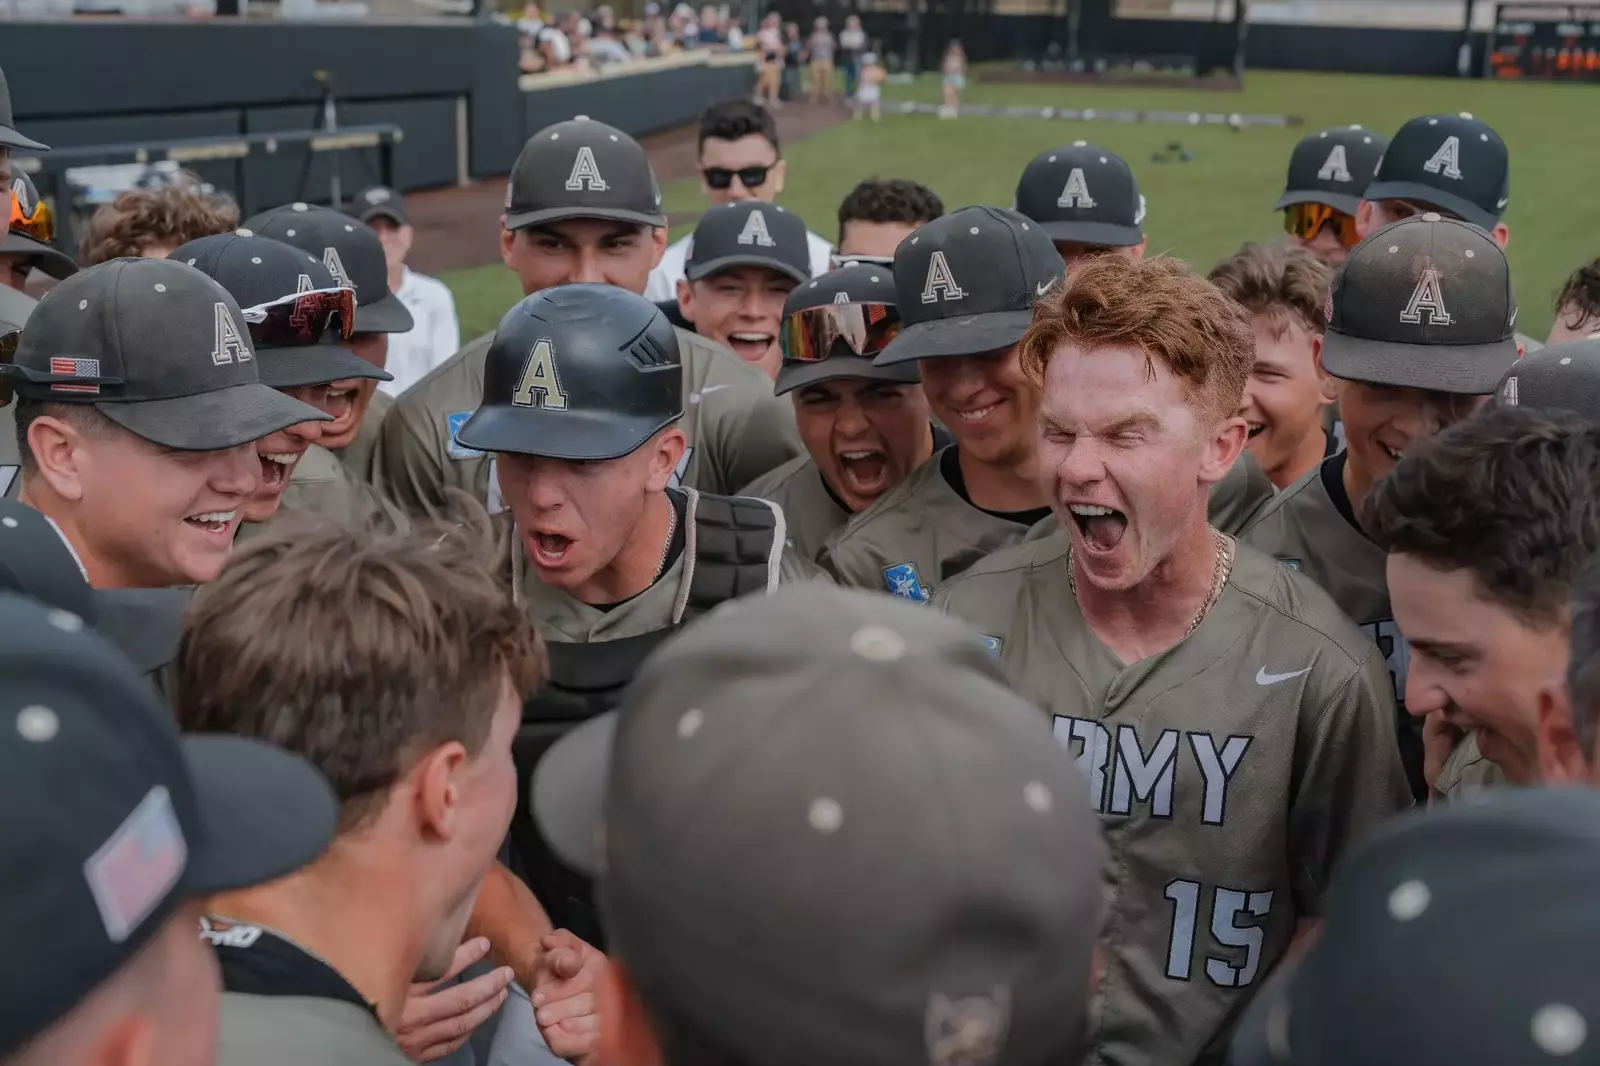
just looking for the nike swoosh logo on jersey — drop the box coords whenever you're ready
[690,384,731,404]
[1256,666,1312,686]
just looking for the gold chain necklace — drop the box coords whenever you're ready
[653,499,679,582]
[1068,527,1235,636]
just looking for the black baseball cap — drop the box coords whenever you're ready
[1014,141,1146,247]
[4,258,331,451]
[349,185,408,227]
[874,205,1064,365]
[685,201,810,285]
[1275,125,1390,216]
[1321,214,1518,394]
[1233,788,1600,1066]
[458,283,682,461]
[2,172,76,280]
[243,203,415,334]
[172,232,391,390]
[0,65,47,153]
[534,584,1106,1066]
[504,116,665,231]
[0,590,337,1056]
[775,264,916,395]
[1494,339,1600,420]
[0,500,187,673]
[1364,113,1510,231]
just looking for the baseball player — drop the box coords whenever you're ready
[935,253,1409,1066]
[378,116,800,517]
[1275,125,1388,266]
[1241,214,1521,798]
[0,62,47,335]
[1208,243,1337,488]
[1014,142,1148,268]
[453,282,816,943]
[1561,549,1600,785]
[821,206,1274,602]
[3,172,77,292]
[244,202,414,484]
[0,590,335,1066]
[171,231,398,534]
[1233,789,1600,1066]
[832,176,943,264]
[1548,256,1600,346]
[532,584,1106,1066]
[1358,113,1509,247]
[2,258,329,588]
[741,264,938,561]
[1362,404,1600,792]
[675,200,809,379]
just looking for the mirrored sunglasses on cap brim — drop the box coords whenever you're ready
[781,301,902,362]
[7,187,55,246]
[0,330,125,407]
[241,287,356,349]
[1283,202,1361,248]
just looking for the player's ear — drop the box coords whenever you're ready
[644,427,687,492]
[25,413,90,504]
[1354,199,1376,239]
[1491,222,1510,250]
[1314,335,1338,405]
[499,221,519,268]
[676,278,696,325]
[770,158,788,197]
[1126,239,1147,264]
[414,740,471,843]
[1200,407,1248,488]
[649,226,668,269]
[1537,684,1589,785]
[1310,334,1325,377]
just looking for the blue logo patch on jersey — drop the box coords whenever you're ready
[979,635,1003,658]
[1281,559,1302,571]
[883,562,930,603]
[446,412,484,460]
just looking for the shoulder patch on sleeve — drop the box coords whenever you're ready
[979,634,1003,658]
[883,561,931,603]
[446,412,484,460]
[1281,559,1302,571]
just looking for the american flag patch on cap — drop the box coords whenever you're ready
[83,785,188,944]
[50,357,101,394]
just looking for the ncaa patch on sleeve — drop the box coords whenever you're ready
[883,562,930,603]
[979,635,1003,658]
[446,412,484,460]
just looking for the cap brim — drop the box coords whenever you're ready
[504,205,667,231]
[354,291,415,334]
[96,383,331,451]
[1228,958,1305,1066]
[1320,330,1518,395]
[455,404,677,461]
[1037,219,1143,247]
[531,712,616,877]
[775,355,919,395]
[874,308,1035,365]
[89,586,189,675]
[0,126,49,152]
[1362,181,1499,230]
[1274,189,1364,216]
[686,254,809,285]
[257,342,393,389]
[182,734,338,894]
[357,206,407,227]
[0,232,78,280]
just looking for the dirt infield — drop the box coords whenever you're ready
[404,100,849,277]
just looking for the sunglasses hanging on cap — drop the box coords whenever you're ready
[702,164,773,191]
[0,329,122,406]
[7,187,55,246]
[240,287,356,349]
[1283,202,1361,248]
[781,301,902,363]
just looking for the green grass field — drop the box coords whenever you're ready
[442,69,1600,341]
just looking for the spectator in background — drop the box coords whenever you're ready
[833,177,943,264]
[839,14,867,98]
[755,12,784,107]
[853,51,885,122]
[940,39,967,118]
[807,17,835,103]
[1549,258,1600,346]
[348,186,459,398]
[79,184,237,265]
[695,4,723,46]
[782,21,804,101]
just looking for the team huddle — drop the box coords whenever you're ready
[6,61,1600,1066]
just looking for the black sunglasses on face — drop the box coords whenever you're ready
[702,164,774,190]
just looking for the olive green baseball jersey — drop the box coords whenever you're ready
[335,388,391,486]
[1208,449,1277,536]
[738,454,850,563]
[1435,733,1507,799]
[934,530,1410,1066]
[235,444,401,543]
[376,327,802,516]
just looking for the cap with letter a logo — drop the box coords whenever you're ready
[874,205,1064,365]
[244,203,415,334]
[458,283,683,461]
[1013,141,1146,247]
[685,201,811,285]
[1275,125,1389,216]
[530,584,1106,1066]
[1493,338,1600,422]
[1364,113,1510,230]
[1,258,330,450]
[503,116,667,232]
[1320,213,1518,394]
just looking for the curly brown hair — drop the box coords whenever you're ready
[78,186,239,266]
[1207,242,1333,339]
[1019,255,1254,421]
[1554,257,1600,333]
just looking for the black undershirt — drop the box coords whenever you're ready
[204,917,378,1022]
[1319,451,1368,538]
[939,446,1052,527]
[590,488,687,614]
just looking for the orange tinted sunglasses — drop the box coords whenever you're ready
[8,185,55,245]
[1283,202,1361,248]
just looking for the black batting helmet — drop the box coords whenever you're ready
[457,284,683,461]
